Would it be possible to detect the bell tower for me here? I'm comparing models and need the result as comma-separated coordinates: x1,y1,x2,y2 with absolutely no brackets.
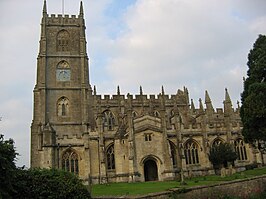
31,0,92,168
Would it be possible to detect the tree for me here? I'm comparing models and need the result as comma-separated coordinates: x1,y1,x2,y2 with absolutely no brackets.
240,34,266,143
208,143,237,170
0,134,17,198
11,168,91,199
0,133,91,199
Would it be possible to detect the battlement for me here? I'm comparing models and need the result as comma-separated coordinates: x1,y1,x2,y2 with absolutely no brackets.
57,133,88,140
45,14,82,26
92,88,240,118
93,93,188,102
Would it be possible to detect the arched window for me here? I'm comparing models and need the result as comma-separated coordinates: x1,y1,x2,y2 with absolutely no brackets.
212,138,224,147
169,141,177,168
57,97,69,116
184,140,199,165
103,111,115,131
57,60,70,69
62,150,79,174
56,60,71,81
106,144,115,170
57,30,70,51
234,139,247,161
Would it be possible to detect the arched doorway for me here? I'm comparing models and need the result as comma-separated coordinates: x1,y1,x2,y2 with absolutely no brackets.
144,159,158,181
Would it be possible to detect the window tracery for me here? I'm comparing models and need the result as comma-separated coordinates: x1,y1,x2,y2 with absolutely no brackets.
235,139,247,161
57,30,70,52
212,138,224,147
184,140,199,165
57,97,69,116
106,144,115,170
103,111,115,131
57,60,70,69
62,150,79,174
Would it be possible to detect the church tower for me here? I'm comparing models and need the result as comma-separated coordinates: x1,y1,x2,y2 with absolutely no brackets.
31,0,92,172
30,0,258,185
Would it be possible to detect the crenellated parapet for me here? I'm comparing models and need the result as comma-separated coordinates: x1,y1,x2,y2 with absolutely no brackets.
90,86,242,138
45,14,83,26
92,87,189,110
42,0,84,27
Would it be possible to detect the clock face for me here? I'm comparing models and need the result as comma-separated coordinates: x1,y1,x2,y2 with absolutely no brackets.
56,69,71,81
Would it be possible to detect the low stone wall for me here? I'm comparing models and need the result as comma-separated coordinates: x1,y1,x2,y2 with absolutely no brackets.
93,175,266,199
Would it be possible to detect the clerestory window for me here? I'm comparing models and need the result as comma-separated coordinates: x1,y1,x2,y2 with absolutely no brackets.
103,111,115,131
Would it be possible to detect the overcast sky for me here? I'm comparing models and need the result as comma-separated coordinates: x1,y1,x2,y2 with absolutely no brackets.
0,0,265,167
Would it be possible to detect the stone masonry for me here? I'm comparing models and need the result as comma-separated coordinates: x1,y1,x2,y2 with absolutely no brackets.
31,1,264,184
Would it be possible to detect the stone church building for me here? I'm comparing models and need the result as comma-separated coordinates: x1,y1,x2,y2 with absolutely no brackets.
31,1,263,184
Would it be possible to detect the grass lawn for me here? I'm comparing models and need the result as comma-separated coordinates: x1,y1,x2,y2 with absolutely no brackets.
91,167,266,197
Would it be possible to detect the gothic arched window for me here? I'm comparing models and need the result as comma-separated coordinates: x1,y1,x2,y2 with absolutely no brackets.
56,60,71,81
62,150,79,174
235,139,247,161
57,97,69,116
212,138,224,147
106,144,115,170
103,111,115,131
57,60,70,69
57,30,70,52
169,141,177,168
184,140,199,165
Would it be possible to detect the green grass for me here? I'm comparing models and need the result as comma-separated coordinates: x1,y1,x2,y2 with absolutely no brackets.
92,181,179,197
91,167,266,197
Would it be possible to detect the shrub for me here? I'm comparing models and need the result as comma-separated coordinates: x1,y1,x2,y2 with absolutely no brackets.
11,168,91,199
208,143,237,169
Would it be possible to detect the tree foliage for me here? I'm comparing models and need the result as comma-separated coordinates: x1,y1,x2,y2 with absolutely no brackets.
208,143,237,169
0,134,91,199
0,134,17,198
11,168,91,199
240,34,266,143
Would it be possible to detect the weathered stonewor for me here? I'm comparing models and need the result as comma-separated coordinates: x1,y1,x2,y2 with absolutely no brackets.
31,1,266,184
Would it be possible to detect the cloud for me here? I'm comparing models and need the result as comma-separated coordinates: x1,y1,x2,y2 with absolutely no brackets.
0,0,265,167
104,0,265,108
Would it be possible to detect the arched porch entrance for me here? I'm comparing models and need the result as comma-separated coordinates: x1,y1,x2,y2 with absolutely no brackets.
144,159,158,181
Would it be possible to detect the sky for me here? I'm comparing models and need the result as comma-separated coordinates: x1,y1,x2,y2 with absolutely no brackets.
0,0,265,167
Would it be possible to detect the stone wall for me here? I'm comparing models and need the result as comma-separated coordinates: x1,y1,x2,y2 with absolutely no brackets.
93,175,266,199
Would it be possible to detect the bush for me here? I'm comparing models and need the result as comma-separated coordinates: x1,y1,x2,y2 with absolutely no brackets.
209,143,237,169
11,168,91,199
